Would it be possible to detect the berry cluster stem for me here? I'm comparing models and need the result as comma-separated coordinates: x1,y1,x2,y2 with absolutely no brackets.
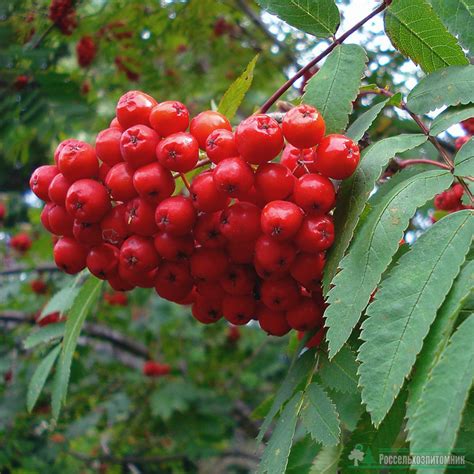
258,0,391,114
396,158,450,170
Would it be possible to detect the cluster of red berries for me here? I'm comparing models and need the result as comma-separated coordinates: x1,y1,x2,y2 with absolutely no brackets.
142,361,171,377
30,90,360,341
455,118,473,150
10,232,32,253
434,184,466,212
76,36,97,68
48,0,77,35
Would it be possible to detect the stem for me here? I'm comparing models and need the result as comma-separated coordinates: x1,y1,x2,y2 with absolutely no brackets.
396,158,450,170
29,23,56,50
179,173,191,191
258,1,391,113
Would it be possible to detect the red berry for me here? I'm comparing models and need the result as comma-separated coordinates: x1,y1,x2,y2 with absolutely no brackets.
261,277,300,311
461,118,474,135
257,306,290,336
192,295,223,324
98,163,111,183
205,129,238,164
119,267,158,288
286,298,323,331
213,157,254,198
290,252,325,290
116,90,157,129
190,110,232,149
227,325,241,343
31,279,48,295
154,232,194,261
254,235,296,277
280,144,318,177
221,264,256,295
73,220,102,246
315,134,360,180
223,294,255,325
155,261,194,302
87,243,120,280
54,237,88,274
109,117,123,130
235,114,284,165
155,196,196,236
196,281,219,298
190,171,230,212
194,212,227,248
255,163,295,202
48,173,71,206
58,140,99,181
108,274,135,292
95,128,123,167
120,125,160,169
295,215,335,252
41,203,55,233
156,132,199,173
76,36,97,67
125,197,158,236
54,138,76,165
293,173,336,215
0,202,6,220
282,105,326,149
455,136,470,150
65,179,111,223
220,202,261,242
119,235,160,273
143,361,171,377
101,204,129,245
133,162,175,205
227,239,255,264
149,101,189,137
260,201,304,241
105,162,138,202
37,311,63,327
30,165,59,201
190,247,229,281
48,204,74,236
10,233,32,253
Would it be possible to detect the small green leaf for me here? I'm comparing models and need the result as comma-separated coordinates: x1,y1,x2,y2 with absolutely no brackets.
27,344,61,413
430,106,474,136
409,314,474,473
325,170,452,359
24,323,65,350
301,383,340,447
407,65,474,114
323,134,427,293
304,44,368,134
346,99,389,142
309,444,342,474
358,210,473,426
256,0,340,38
429,0,474,54
52,276,103,419
325,388,362,431
257,350,315,443
454,137,474,177
217,54,259,120
39,286,80,321
384,0,468,73
258,391,303,474
318,345,359,394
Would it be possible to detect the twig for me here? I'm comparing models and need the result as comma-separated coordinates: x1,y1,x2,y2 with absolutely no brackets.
0,263,59,276
396,158,450,170
29,23,56,50
258,1,391,113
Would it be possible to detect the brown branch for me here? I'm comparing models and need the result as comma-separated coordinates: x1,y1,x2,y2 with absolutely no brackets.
0,264,60,276
395,158,450,170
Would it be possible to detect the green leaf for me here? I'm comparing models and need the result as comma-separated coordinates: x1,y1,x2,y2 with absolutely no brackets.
325,169,453,358
257,350,315,443
325,388,363,431
24,322,66,350
217,54,259,120
39,285,80,321
454,137,474,177
301,383,340,447
287,435,321,474
303,44,368,133
27,345,61,413
430,106,474,136
406,65,474,114
358,210,473,426
346,98,389,142
406,260,474,428
384,0,468,74
429,0,474,54
409,315,474,473
318,345,359,394
257,391,303,474
256,0,340,38
322,134,427,293
309,444,342,474
52,276,103,419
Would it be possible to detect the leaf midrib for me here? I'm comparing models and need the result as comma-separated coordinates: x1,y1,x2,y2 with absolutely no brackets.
288,0,334,36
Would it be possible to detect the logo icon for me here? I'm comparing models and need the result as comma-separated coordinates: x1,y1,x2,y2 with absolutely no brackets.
348,444,365,467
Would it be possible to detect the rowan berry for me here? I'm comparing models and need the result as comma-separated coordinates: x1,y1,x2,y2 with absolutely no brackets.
149,101,189,137
190,247,229,281
154,232,194,260
205,129,238,164
132,162,175,205
48,204,74,236
105,162,138,202
73,220,103,246
254,235,296,276
120,124,160,169
30,165,59,201
220,202,261,242
155,261,194,302
194,212,227,248
119,235,160,273
87,243,120,280
254,163,294,202
280,144,318,177
213,157,254,198
223,294,255,325
95,127,123,167
290,252,325,289
286,298,323,331
190,110,232,149
260,200,304,241
315,134,360,180
101,204,129,245
155,196,197,236
58,140,99,181
116,90,157,129
282,105,325,149
156,132,199,173
48,173,71,206
260,277,300,311
190,172,230,212
53,237,88,274
221,264,256,296
295,215,335,252
293,173,336,215
125,197,158,236
192,295,223,324
65,179,111,223
257,306,290,336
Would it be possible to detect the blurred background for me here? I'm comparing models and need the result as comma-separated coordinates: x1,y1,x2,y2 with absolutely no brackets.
0,1,470,473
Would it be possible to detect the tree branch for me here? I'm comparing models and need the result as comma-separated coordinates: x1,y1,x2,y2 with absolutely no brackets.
0,264,60,276
395,158,451,170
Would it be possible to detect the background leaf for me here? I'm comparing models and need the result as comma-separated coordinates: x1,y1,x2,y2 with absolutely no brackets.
325,170,453,358
430,105,474,136
384,0,468,73
318,345,359,394
358,210,473,426
454,137,474,177
256,0,340,38
322,134,427,293
217,54,259,120
406,65,474,114
346,98,389,142
39,285,80,320
24,323,65,350
309,444,342,474
303,44,368,133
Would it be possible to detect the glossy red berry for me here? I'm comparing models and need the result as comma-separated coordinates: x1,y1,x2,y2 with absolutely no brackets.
30,165,59,201
290,252,326,289
120,124,160,169
10,233,32,253
227,239,255,264
315,134,360,180
293,173,336,215
116,90,157,129
156,132,199,173
155,261,194,302
86,243,120,280
194,212,227,248
254,235,296,277
133,162,175,205
205,129,238,164
119,267,158,289
95,127,123,167
54,138,76,165
282,105,325,149
221,264,256,295
220,202,261,242
223,294,255,325
190,172,230,212
105,162,138,202
155,196,197,236
260,201,304,241
235,114,284,164
120,235,160,273
149,101,189,137
108,274,135,292
190,247,229,281
286,298,323,331
48,173,71,206
48,204,74,236
125,198,158,236
154,232,194,261
53,237,88,274
58,140,99,181
261,277,300,311
255,163,294,202
213,157,254,198
296,215,335,252
109,117,123,130
73,220,102,246
257,306,290,336
40,203,54,233
101,204,129,245
280,144,318,177
190,110,232,149
31,279,48,295
192,295,223,324
65,179,111,223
